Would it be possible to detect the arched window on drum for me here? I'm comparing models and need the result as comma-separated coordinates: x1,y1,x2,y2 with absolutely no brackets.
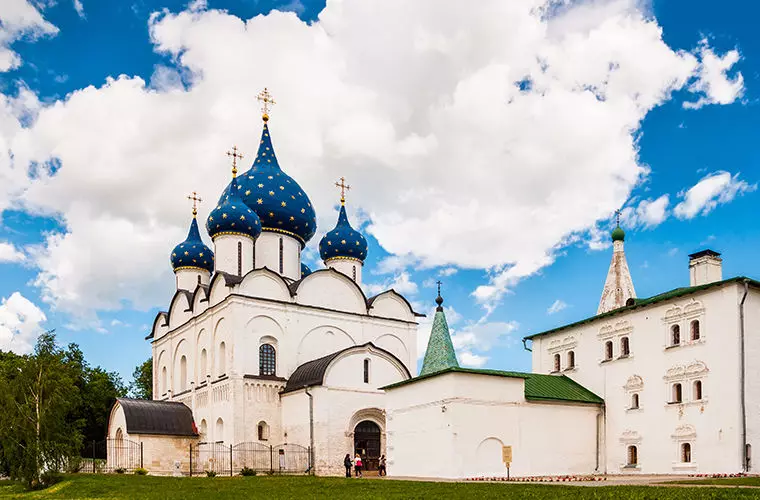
260,344,276,376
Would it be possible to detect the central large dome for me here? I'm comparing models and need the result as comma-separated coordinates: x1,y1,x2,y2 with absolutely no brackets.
237,121,317,246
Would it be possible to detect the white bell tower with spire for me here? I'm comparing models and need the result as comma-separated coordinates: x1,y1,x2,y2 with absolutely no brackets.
597,211,636,314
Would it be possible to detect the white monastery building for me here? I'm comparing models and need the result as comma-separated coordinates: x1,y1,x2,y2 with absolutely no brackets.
108,91,758,479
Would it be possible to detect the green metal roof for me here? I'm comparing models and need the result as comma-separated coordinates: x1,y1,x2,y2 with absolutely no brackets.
524,276,759,341
381,367,603,405
420,307,459,376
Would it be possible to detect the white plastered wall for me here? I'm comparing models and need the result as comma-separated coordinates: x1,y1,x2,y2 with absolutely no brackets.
255,231,300,280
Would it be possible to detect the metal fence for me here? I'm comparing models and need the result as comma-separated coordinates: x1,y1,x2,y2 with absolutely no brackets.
190,442,311,477
81,438,143,473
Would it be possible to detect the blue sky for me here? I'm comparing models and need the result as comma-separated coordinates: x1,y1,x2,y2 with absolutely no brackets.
0,0,757,382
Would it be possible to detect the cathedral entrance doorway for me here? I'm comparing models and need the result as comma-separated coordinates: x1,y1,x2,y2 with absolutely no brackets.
353,420,381,471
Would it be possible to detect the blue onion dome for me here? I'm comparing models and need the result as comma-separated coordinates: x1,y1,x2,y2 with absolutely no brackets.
171,215,214,273
301,263,312,278
319,204,368,263
206,176,262,240
237,119,317,246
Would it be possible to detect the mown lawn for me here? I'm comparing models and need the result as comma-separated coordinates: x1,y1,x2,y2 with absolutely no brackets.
667,477,760,487
0,474,758,499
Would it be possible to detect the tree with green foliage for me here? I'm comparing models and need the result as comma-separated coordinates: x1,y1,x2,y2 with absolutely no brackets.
0,331,83,488
130,357,152,400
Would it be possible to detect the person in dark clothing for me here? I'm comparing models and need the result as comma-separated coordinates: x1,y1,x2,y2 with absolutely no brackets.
343,454,352,478
378,455,387,476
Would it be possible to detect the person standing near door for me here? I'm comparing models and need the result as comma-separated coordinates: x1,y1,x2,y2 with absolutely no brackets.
378,455,387,476
354,453,363,477
343,454,352,478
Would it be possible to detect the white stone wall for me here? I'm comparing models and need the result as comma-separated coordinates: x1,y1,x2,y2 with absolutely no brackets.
326,258,363,285
254,232,300,280
385,372,600,479
176,268,210,292
213,234,254,277
531,282,749,474
742,286,760,472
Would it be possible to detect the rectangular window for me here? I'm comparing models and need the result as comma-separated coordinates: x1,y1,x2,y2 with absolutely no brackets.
363,359,370,384
279,238,284,274
237,241,242,276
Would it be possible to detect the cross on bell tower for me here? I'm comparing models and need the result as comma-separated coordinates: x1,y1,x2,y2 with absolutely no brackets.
335,177,351,206
615,209,622,227
187,191,202,217
257,88,276,122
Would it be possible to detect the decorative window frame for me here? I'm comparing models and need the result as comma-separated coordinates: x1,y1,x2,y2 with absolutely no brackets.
664,360,709,409
671,424,697,471
597,320,633,364
624,375,644,412
546,335,578,373
619,430,642,471
662,300,706,350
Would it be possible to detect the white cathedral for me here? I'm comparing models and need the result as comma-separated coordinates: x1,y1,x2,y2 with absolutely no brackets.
108,93,759,479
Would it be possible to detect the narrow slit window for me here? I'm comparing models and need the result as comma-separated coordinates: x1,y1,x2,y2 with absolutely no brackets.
631,393,639,409
672,383,682,403
605,341,613,361
279,237,284,274
681,443,691,463
553,353,561,372
567,350,575,369
627,445,638,466
352,265,357,282
621,336,630,357
237,241,242,276
671,324,681,346
694,380,703,400
363,359,370,384
691,320,700,341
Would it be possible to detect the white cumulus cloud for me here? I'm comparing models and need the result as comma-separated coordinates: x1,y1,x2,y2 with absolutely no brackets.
0,292,47,354
684,39,744,110
0,0,747,322
0,241,25,263
673,171,755,219
0,0,58,72
547,299,567,315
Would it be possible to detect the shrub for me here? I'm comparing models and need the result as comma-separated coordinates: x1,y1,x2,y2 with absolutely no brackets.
240,467,256,476
64,456,83,474
115,467,126,474
134,468,149,475
205,470,217,477
39,471,64,488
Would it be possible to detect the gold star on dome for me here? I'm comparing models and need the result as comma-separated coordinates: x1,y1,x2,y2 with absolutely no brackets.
184,251,189,255
281,201,286,207
268,176,273,180
222,213,228,219
199,252,204,257
209,216,214,222
257,199,263,205
269,191,275,196
258,184,264,188
356,241,360,245
245,190,251,196
279,186,285,190
341,239,346,244
231,222,235,227
289,216,294,221
240,215,245,220
301,208,305,213
269,212,274,217
327,241,332,246
231,205,236,209
172,253,176,257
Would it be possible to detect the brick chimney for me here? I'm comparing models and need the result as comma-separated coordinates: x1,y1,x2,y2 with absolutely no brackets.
689,249,722,286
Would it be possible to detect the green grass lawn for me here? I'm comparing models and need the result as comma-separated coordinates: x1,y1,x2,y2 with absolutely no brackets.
0,474,758,500
667,477,760,487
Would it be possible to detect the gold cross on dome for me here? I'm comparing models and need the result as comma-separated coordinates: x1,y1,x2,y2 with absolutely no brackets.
257,88,276,121
335,176,351,205
226,145,244,178
187,191,202,217
615,209,622,226
436,280,442,296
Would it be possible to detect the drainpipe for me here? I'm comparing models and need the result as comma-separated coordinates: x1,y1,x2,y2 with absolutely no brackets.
740,279,749,472
522,339,532,352
304,386,315,474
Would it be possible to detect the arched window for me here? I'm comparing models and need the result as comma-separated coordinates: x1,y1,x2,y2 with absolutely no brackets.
671,324,681,346
620,337,630,357
605,341,613,361
553,353,561,372
216,418,224,444
691,320,700,341
627,445,638,466
567,351,575,369
681,443,691,463
694,380,703,400
259,344,276,376
363,359,370,384
199,419,207,441
257,421,270,441
237,241,242,276
279,237,284,274
200,349,207,380
218,342,226,377
631,393,639,409
179,355,187,392
161,366,167,395
672,383,682,403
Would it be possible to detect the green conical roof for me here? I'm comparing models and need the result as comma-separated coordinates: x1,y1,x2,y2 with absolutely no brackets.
420,293,459,376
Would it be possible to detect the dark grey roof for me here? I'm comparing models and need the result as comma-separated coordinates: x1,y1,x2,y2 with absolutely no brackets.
116,398,197,437
689,249,721,259
282,342,411,394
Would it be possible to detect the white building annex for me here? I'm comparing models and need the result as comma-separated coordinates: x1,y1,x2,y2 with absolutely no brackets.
107,91,757,479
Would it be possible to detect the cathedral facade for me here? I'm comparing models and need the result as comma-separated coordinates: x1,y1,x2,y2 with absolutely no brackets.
107,95,419,475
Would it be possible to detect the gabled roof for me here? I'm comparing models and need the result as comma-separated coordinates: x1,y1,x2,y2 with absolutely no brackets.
381,367,603,405
524,276,760,341
115,398,197,437
282,342,411,394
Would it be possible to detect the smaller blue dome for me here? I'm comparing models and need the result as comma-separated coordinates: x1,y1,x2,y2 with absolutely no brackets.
171,217,214,273
206,176,262,240
301,263,312,278
319,205,368,263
